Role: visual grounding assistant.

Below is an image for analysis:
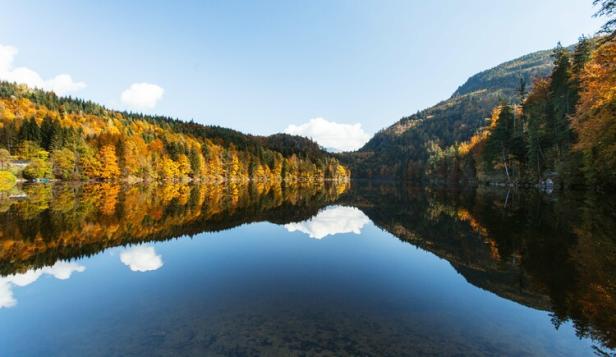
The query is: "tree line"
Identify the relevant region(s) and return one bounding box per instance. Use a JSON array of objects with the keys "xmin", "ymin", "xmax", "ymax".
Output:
[
  {"xmin": 340, "ymin": 0, "xmax": 615, "ymax": 190},
  {"xmin": 428, "ymin": 31, "xmax": 615, "ymax": 190},
  {"xmin": 0, "ymin": 82, "xmax": 349, "ymax": 184}
]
